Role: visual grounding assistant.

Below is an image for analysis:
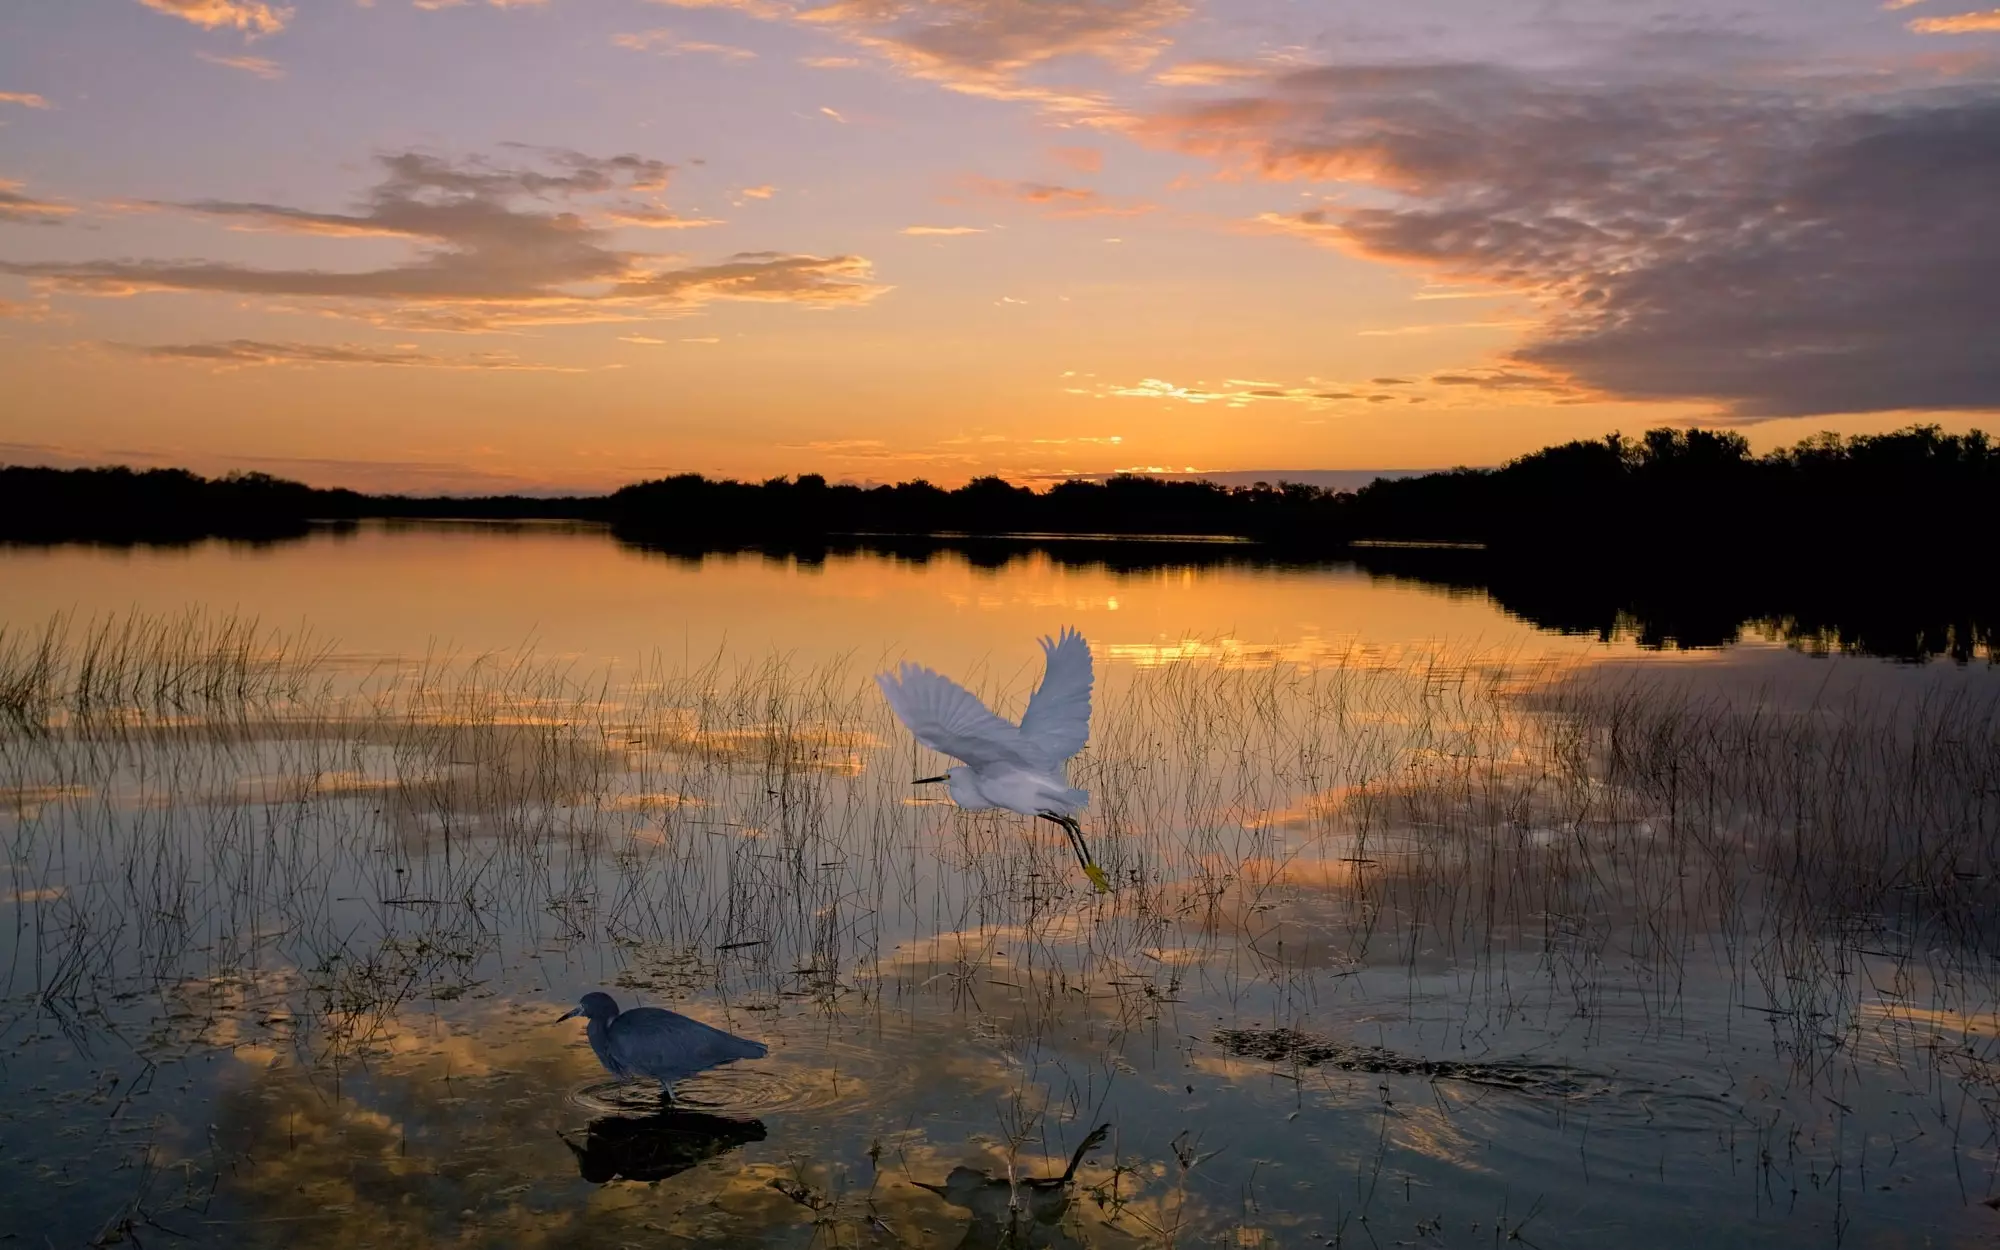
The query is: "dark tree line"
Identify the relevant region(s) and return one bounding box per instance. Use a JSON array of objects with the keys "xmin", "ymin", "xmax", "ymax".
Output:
[
  {"xmin": 5, "ymin": 424, "xmax": 1993, "ymax": 558},
  {"xmin": 1342, "ymin": 425, "xmax": 1998, "ymax": 555},
  {"xmin": 4, "ymin": 426, "xmax": 1995, "ymax": 659}
]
